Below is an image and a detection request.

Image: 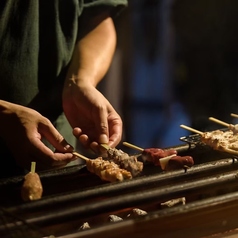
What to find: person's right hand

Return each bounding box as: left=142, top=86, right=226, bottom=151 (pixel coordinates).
left=0, top=100, right=76, bottom=171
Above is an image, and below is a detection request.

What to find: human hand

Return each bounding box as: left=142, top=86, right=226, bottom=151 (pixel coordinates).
left=62, top=78, right=123, bottom=154
left=0, top=101, right=76, bottom=171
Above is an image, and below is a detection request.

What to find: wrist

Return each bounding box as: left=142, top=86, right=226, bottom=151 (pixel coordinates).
left=66, top=74, right=97, bottom=88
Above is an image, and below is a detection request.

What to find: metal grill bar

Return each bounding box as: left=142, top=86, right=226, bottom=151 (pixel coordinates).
left=2, top=168, right=238, bottom=231
left=7, top=157, right=238, bottom=214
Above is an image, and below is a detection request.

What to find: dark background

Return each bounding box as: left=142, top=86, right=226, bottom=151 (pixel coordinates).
left=99, top=0, right=238, bottom=149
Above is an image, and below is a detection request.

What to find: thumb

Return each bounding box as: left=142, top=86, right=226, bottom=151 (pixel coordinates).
left=95, top=109, right=109, bottom=144
left=39, top=122, right=74, bottom=152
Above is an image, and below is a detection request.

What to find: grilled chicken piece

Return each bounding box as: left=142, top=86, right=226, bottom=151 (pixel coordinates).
left=106, top=147, right=143, bottom=177
left=21, top=172, right=43, bottom=201
left=86, top=157, right=132, bottom=182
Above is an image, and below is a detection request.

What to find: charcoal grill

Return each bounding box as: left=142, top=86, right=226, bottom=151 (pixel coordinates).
left=1, top=134, right=238, bottom=238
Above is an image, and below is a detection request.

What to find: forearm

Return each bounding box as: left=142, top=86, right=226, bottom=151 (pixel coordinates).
left=66, top=14, right=116, bottom=87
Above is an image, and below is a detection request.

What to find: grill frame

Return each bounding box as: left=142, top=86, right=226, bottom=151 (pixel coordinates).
left=1, top=140, right=238, bottom=237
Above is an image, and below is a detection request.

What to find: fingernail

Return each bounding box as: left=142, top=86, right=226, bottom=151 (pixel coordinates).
left=64, top=144, right=74, bottom=151
left=99, top=134, right=108, bottom=144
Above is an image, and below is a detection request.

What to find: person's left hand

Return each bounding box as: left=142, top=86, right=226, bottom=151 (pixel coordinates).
left=62, top=78, right=123, bottom=154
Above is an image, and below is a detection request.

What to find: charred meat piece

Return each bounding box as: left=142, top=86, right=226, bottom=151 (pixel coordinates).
left=142, top=148, right=193, bottom=171
left=106, top=148, right=143, bottom=177
left=86, top=157, right=132, bottom=182
left=165, top=156, right=194, bottom=171
left=142, top=148, right=177, bottom=166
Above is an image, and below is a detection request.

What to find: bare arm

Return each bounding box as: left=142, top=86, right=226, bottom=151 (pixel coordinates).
left=67, top=11, right=117, bottom=86
left=63, top=10, right=123, bottom=153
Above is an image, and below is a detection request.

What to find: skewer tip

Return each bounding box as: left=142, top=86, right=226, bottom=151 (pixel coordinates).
left=31, top=161, right=36, bottom=173
left=122, top=142, right=143, bottom=152
left=72, top=151, right=89, bottom=161
left=231, top=113, right=238, bottom=118
left=100, top=144, right=110, bottom=150
left=180, top=124, right=203, bottom=135
left=208, top=117, right=230, bottom=127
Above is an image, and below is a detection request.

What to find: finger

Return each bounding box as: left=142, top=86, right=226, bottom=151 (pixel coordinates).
left=108, top=132, right=121, bottom=148
left=73, top=127, right=93, bottom=146
left=92, top=142, right=108, bottom=156
left=79, top=134, right=91, bottom=148
left=90, top=141, right=100, bottom=154
left=72, top=127, right=83, bottom=137
left=38, top=119, right=74, bottom=152
left=54, top=149, right=79, bottom=161
left=30, top=138, right=75, bottom=169
left=107, top=117, right=123, bottom=147
left=50, top=152, right=78, bottom=167
left=93, top=107, right=109, bottom=144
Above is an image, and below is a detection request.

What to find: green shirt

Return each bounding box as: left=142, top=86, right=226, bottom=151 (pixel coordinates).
left=0, top=0, right=127, bottom=178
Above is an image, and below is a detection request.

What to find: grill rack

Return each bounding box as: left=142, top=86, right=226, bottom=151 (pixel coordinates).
left=180, top=133, right=203, bottom=145
left=0, top=207, right=50, bottom=238
left=2, top=140, right=238, bottom=237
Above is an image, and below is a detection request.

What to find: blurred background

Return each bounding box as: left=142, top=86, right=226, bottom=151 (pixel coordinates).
left=99, top=0, right=238, bottom=150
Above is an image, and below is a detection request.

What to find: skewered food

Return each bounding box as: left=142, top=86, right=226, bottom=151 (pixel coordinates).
left=142, top=148, right=177, bottom=165
left=72, top=152, right=132, bottom=182
left=21, top=162, right=43, bottom=202
left=209, top=117, right=238, bottom=134
left=166, top=155, right=194, bottom=171
left=101, top=144, right=143, bottom=177
left=180, top=124, right=238, bottom=155
left=122, top=142, right=194, bottom=171
left=86, top=157, right=132, bottom=182
left=201, top=130, right=238, bottom=152
left=140, top=148, right=194, bottom=171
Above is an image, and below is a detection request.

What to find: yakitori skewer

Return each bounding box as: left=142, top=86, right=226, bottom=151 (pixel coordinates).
left=122, top=142, right=193, bottom=171
left=72, top=151, right=132, bottom=182
left=21, top=162, right=43, bottom=202
left=122, top=142, right=143, bottom=152
left=122, top=142, right=177, bottom=165
left=231, top=113, right=238, bottom=118
left=100, top=144, right=143, bottom=177
left=209, top=117, right=230, bottom=128
left=72, top=151, right=90, bottom=161
left=180, top=124, right=238, bottom=156
left=180, top=124, right=204, bottom=135
left=209, top=117, right=238, bottom=133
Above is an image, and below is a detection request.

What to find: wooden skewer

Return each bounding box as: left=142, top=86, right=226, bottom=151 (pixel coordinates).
left=72, top=151, right=89, bottom=161
left=100, top=144, right=110, bottom=150
left=122, top=142, right=144, bottom=152
left=208, top=117, right=230, bottom=127
left=180, top=124, right=203, bottom=135
left=231, top=113, right=238, bottom=118
left=31, top=161, right=36, bottom=173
